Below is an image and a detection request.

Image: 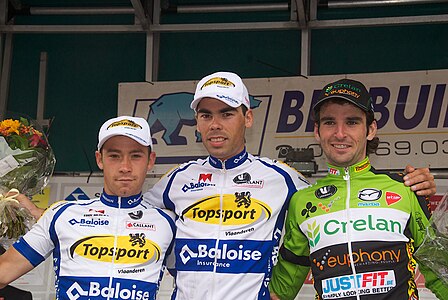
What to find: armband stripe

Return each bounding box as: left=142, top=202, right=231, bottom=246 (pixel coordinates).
left=279, top=245, right=310, bottom=266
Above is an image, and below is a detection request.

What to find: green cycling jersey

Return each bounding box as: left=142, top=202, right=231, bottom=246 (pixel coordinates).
left=270, top=157, right=447, bottom=300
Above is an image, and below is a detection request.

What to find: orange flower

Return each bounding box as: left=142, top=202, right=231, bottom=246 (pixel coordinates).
left=0, top=119, right=21, bottom=136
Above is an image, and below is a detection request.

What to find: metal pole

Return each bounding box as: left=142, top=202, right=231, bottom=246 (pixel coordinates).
left=36, top=52, right=49, bottom=126
left=0, top=34, right=12, bottom=120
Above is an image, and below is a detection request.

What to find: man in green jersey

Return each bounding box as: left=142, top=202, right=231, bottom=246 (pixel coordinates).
left=270, top=78, right=446, bottom=300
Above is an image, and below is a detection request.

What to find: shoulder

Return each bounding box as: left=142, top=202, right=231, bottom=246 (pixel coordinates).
left=369, top=167, right=405, bottom=183
left=159, top=158, right=206, bottom=180
left=142, top=201, right=175, bottom=221
left=151, top=206, right=176, bottom=233
left=253, top=155, right=310, bottom=184
left=44, top=198, right=99, bottom=215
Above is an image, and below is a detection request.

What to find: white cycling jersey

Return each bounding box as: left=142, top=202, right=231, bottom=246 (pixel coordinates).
left=13, top=192, right=175, bottom=300
left=144, top=148, right=310, bottom=300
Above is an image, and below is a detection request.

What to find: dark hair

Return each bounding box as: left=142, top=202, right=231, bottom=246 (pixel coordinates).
left=314, top=99, right=379, bottom=155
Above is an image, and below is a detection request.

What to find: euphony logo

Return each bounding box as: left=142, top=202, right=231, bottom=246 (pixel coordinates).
left=181, top=194, right=271, bottom=225
left=69, top=235, right=161, bottom=264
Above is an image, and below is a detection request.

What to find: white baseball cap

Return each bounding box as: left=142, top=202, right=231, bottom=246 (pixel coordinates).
left=191, top=71, right=250, bottom=111
left=97, top=116, right=152, bottom=150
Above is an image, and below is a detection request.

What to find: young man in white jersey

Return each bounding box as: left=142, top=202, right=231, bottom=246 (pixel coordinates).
left=0, top=116, right=175, bottom=300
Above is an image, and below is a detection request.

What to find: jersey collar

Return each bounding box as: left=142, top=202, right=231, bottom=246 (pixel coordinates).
left=208, top=148, right=248, bottom=170
left=100, top=190, right=143, bottom=208
left=326, top=157, right=371, bottom=178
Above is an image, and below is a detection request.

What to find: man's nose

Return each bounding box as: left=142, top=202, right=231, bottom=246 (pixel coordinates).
left=334, top=124, right=347, bottom=139
left=119, top=157, right=132, bottom=172
left=209, top=116, right=222, bottom=130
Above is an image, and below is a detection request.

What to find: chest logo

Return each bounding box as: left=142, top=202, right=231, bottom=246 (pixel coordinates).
left=70, top=234, right=161, bottom=264
left=128, top=210, right=143, bottom=220
left=315, top=185, right=337, bottom=199
left=358, top=188, right=382, bottom=201
left=181, top=193, right=271, bottom=225
left=385, top=192, right=402, bottom=205
left=233, top=173, right=264, bottom=188
left=302, top=202, right=317, bottom=218
left=199, top=173, right=212, bottom=182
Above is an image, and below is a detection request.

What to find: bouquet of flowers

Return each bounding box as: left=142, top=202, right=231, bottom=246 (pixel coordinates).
left=415, top=192, right=448, bottom=285
left=0, top=116, right=56, bottom=245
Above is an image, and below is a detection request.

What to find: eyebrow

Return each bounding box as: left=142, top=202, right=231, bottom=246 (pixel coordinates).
left=197, top=107, right=238, bottom=114
left=320, top=116, right=363, bottom=122
left=104, top=148, right=145, bottom=154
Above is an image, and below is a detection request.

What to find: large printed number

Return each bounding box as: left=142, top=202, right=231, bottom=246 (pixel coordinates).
left=375, top=139, right=448, bottom=156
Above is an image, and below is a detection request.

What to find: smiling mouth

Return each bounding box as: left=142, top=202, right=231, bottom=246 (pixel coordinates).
left=333, top=144, right=350, bottom=149
left=209, top=137, right=226, bottom=142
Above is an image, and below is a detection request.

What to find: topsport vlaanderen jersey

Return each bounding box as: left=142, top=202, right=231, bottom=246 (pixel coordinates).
left=13, top=192, right=175, bottom=300
left=143, top=148, right=310, bottom=300
left=270, top=157, right=446, bottom=300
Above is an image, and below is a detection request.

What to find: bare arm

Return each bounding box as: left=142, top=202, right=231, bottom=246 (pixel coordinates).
left=0, top=247, right=34, bottom=288
left=15, top=193, right=45, bottom=220
left=403, top=165, right=436, bottom=196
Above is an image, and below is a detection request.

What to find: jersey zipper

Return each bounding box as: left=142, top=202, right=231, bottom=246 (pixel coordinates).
left=107, top=196, right=121, bottom=300
left=344, top=167, right=361, bottom=300
left=210, top=163, right=227, bottom=298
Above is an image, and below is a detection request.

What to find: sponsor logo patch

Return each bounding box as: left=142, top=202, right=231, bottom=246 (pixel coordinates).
left=69, top=233, right=161, bottom=264
left=315, top=185, right=337, bottom=199
left=313, top=248, right=401, bottom=271
left=328, top=168, right=340, bottom=175
left=358, top=188, right=382, bottom=201
left=181, top=192, right=271, bottom=226
left=232, top=173, right=264, bottom=188
left=174, top=239, right=270, bottom=273
left=385, top=192, right=402, bottom=205
left=69, top=218, right=109, bottom=227
left=198, top=173, right=212, bottom=182
left=66, top=280, right=151, bottom=300
left=126, top=222, right=156, bottom=230
left=182, top=180, right=216, bottom=193
left=128, top=211, right=143, bottom=220
left=321, top=270, right=396, bottom=299
left=355, top=161, right=370, bottom=172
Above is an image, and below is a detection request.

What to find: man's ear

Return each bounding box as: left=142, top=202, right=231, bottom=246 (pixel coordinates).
left=95, top=150, right=103, bottom=170
left=367, top=120, right=378, bottom=141
left=245, top=109, right=254, bottom=128
left=147, top=151, right=156, bottom=171
left=195, top=114, right=201, bottom=134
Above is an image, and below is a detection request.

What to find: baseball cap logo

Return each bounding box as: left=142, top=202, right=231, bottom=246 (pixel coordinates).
left=107, top=119, right=142, bottom=130
left=201, top=77, right=235, bottom=90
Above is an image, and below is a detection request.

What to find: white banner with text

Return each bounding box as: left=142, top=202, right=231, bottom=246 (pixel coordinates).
left=118, top=70, right=448, bottom=175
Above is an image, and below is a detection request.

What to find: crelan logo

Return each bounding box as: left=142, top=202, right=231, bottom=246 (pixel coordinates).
left=69, top=234, right=161, bottom=264
left=181, top=194, right=271, bottom=225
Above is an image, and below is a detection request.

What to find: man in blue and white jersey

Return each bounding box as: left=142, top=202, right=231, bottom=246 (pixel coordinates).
left=0, top=116, right=175, bottom=300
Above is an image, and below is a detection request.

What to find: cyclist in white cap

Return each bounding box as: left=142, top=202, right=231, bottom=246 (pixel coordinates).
left=0, top=116, right=175, bottom=300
